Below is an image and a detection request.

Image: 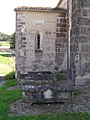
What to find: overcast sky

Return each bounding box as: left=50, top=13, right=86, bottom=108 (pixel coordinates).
left=0, top=0, right=59, bottom=35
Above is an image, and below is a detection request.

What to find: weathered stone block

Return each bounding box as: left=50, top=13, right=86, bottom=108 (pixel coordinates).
left=80, top=27, right=90, bottom=35
left=58, top=92, right=71, bottom=99
left=78, top=17, right=90, bottom=26
left=79, top=36, right=90, bottom=43
left=44, top=89, right=53, bottom=99
left=75, top=76, right=90, bottom=86
left=83, top=9, right=90, bottom=17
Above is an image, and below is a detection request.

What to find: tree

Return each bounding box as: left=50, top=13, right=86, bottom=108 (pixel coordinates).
left=10, top=33, right=15, bottom=49
left=0, top=32, right=11, bottom=41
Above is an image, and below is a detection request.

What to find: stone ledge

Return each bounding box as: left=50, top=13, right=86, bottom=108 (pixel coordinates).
left=75, top=76, right=90, bottom=86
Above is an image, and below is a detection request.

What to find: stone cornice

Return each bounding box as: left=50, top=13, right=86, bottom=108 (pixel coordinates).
left=14, top=6, right=66, bottom=13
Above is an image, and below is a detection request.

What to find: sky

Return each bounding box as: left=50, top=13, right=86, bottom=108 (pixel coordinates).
left=0, top=0, right=59, bottom=35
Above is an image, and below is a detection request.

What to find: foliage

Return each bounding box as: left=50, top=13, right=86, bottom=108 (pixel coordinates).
left=0, top=32, right=11, bottom=41
left=0, top=52, right=15, bottom=75
left=56, top=73, right=67, bottom=81
left=73, top=88, right=82, bottom=96
left=10, top=33, right=15, bottom=49
left=4, top=71, right=15, bottom=80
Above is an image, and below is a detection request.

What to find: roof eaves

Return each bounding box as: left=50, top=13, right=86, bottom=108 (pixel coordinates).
left=14, top=7, right=66, bottom=13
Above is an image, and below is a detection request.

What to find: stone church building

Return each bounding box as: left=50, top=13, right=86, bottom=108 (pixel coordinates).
left=15, top=0, right=90, bottom=103
left=15, top=0, right=67, bottom=76
left=15, top=0, right=69, bottom=103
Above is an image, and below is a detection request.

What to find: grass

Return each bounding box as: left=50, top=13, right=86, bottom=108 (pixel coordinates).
left=0, top=78, right=89, bottom=120
left=56, top=73, right=67, bottom=81
left=0, top=52, right=15, bottom=75
left=0, top=41, right=10, bottom=46
left=0, top=79, right=17, bottom=91
left=1, top=113, right=90, bottom=120
left=0, top=79, right=22, bottom=120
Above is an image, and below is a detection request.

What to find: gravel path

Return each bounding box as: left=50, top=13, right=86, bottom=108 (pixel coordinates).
left=71, top=85, right=90, bottom=112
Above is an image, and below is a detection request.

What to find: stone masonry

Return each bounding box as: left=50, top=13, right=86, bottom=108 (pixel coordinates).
left=15, top=7, right=67, bottom=75
left=14, top=2, right=72, bottom=103
left=70, top=0, right=90, bottom=85
left=15, top=0, right=90, bottom=103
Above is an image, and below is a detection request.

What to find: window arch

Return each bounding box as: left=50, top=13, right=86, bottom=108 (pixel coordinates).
left=35, top=32, right=41, bottom=50
left=37, top=33, right=40, bottom=49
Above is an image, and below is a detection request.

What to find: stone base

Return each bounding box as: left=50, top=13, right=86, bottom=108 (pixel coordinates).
left=19, top=71, right=73, bottom=104
left=75, top=76, right=90, bottom=86
left=22, top=90, right=72, bottom=104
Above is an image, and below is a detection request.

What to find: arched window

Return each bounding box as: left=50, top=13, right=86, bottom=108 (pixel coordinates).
left=35, top=32, right=41, bottom=50
left=37, top=34, right=40, bottom=49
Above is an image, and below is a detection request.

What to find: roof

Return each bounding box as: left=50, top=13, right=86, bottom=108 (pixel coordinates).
left=14, top=6, right=66, bottom=13
left=56, top=0, right=67, bottom=9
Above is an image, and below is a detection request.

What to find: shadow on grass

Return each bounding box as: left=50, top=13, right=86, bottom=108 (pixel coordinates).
left=0, top=53, right=15, bottom=57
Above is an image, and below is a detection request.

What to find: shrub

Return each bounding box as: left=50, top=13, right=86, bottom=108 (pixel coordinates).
left=10, top=33, right=15, bottom=49
left=4, top=71, right=15, bottom=80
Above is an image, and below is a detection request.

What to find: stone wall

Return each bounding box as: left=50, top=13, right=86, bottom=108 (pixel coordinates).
left=55, top=13, right=67, bottom=71
left=15, top=10, right=67, bottom=77
left=15, top=6, right=73, bottom=103
left=70, top=0, right=90, bottom=80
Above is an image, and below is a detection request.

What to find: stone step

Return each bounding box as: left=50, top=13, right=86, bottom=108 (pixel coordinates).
left=19, top=72, right=54, bottom=80
left=24, top=75, right=54, bottom=81
left=19, top=72, right=56, bottom=86
left=20, top=79, right=55, bottom=85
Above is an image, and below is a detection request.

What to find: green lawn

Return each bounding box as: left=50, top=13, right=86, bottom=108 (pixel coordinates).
left=0, top=52, right=15, bottom=75
left=0, top=41, right=10, bottom=46
left=0, top=79, right=22, bottom=120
